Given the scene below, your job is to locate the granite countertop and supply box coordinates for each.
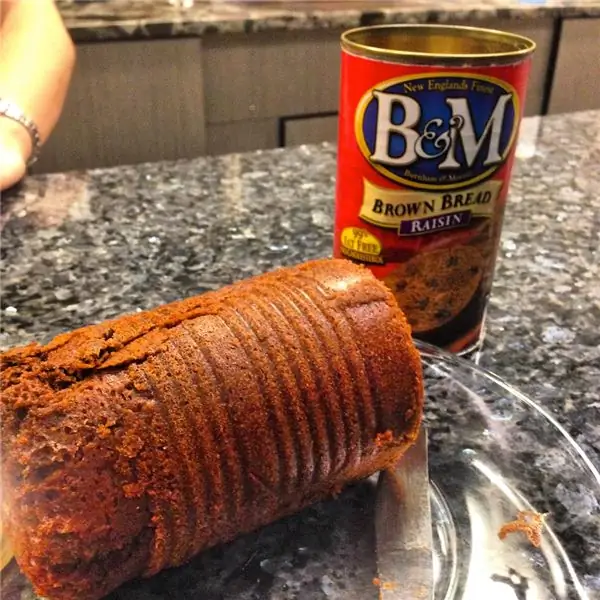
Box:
[55,0,600,42]
[1,110,599,598]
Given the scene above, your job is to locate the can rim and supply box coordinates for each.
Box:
[341,24,536,64]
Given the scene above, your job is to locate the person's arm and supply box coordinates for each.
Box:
[0,0,75,190]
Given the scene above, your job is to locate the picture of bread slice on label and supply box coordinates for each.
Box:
[383,246,484,333]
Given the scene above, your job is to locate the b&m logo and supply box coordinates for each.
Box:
[355,73,519,190]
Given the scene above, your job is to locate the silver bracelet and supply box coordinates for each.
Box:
[0,98,42,166]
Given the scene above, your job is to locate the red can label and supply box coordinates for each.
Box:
[334,50,532,352]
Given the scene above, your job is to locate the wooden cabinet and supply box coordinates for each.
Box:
[283,114,338,147]
[30,15,598,172]
[34,39,206,174]
[547,18,600,114]
[203,29,341,124]
[201,29,341,154]
[447,17,556,117]
[206,118,279,155]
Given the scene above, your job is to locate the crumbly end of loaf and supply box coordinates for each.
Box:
[1,258,423,600]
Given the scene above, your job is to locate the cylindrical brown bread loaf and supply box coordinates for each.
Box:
[0,258,423,600]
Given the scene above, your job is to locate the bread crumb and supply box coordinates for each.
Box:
[498,510,546,548]
[375,430,394,448]
[97,424,112,438]
[122,482,145,498]
[373,577,398,590]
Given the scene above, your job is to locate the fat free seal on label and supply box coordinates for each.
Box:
[334,25,535,354]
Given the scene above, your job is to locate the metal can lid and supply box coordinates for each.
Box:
[341,24,536,65]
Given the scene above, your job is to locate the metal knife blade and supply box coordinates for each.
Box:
[375,428,433,599]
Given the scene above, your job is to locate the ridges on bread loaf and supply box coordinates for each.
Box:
[0,258,423,600]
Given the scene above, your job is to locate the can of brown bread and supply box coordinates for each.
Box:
[334,24,535,354]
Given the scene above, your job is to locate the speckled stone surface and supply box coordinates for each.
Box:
[1,110,599,598]
[55,0,600,42]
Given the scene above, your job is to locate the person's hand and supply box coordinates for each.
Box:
[0,117,31,191]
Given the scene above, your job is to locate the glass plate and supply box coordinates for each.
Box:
[1,343,599,600]
[420,341,600,600]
